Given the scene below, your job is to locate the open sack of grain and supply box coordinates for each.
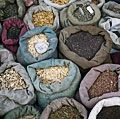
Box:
[88,97,120,119]
[24,3,59,31]
[2,18,27,54]
[0,62,35,116]
[17,27,58,66]
[59,25,112,70]
[40,97,87,119]
[102,1,120,18]
[88,0,105,8]
[4,105,40,119]
[27,59,81,109]
[0,0,25,21]
[60,1,101,28]
[79,64,120,108]
[40,0,76,10]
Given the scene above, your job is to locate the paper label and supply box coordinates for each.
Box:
[87,6,94,14]
[35,42,49,54]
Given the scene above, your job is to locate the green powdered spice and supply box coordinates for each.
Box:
[97,106,120,119]
[7,27,21,39]
[74,4,95,22]
[4,4,18,19]
[48,106,84,119]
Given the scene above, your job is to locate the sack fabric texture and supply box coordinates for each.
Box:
[27,59,81,109]
[60,1,101,28]
[2,18,28,54]
[0,62,35,116]
[24,3,59,31]
[0,0,25,21]
[88,97,120,119]
[79,64,120,108]
[4,105,40,119]
[99,18,120,50]
[59,25,112,70]
[40,97,87,119]
[17,27,58,66]
[102,1,120,18]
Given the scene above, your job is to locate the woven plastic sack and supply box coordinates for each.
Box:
[0,62,35,116]
[60,1,101,28]
[102,1,120,18]
[17,27,58,66]
[41,0,76,10]
[40,97,87,119]
[4,105,40,119]
[59,25,112,70]
[88,0,105,8]
[99,17,120,49]
[27,59,81,108]
[0,46,14,71]
[79,64,120,108]
[88,97,120,119]
[24,3,59,31]
[0,0,25,21]
[24,0,38,7]
[2,18,27,54]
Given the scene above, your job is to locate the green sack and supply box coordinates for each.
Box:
[4,105,40,119]
[0,0,25,21]
[27,59,81,109]
[60,1,101,28]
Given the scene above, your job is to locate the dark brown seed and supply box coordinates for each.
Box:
[88,70,118,99]
[66,31,104,60]
[97,106,120,119]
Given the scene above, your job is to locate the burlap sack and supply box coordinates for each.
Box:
[102,1,120,18]
[99,17,120,49]
[0,62,35,116]
[4,105,40,119]
[27,59,81,109]
[60,1,101,28]
[2,18,27,54]
[59,25,112,70]
[79,64,120,108]
[88,97,120,119]
[88,0,105,8]
[40,97,87,119]
[24,3,59,31]
[0,0,25,21]
[42,0,76,10]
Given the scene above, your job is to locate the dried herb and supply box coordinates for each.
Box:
[66,31,104,60]
[4,3,18,19]
[97,106,120,119]
[108,7,120,14]
[7,27,21,39]
[88,70,118,99]
[49,106,83,119]
[74,4,95,22]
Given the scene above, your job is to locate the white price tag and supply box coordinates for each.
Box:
[35,42,49,54]
[87,6,94,14]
